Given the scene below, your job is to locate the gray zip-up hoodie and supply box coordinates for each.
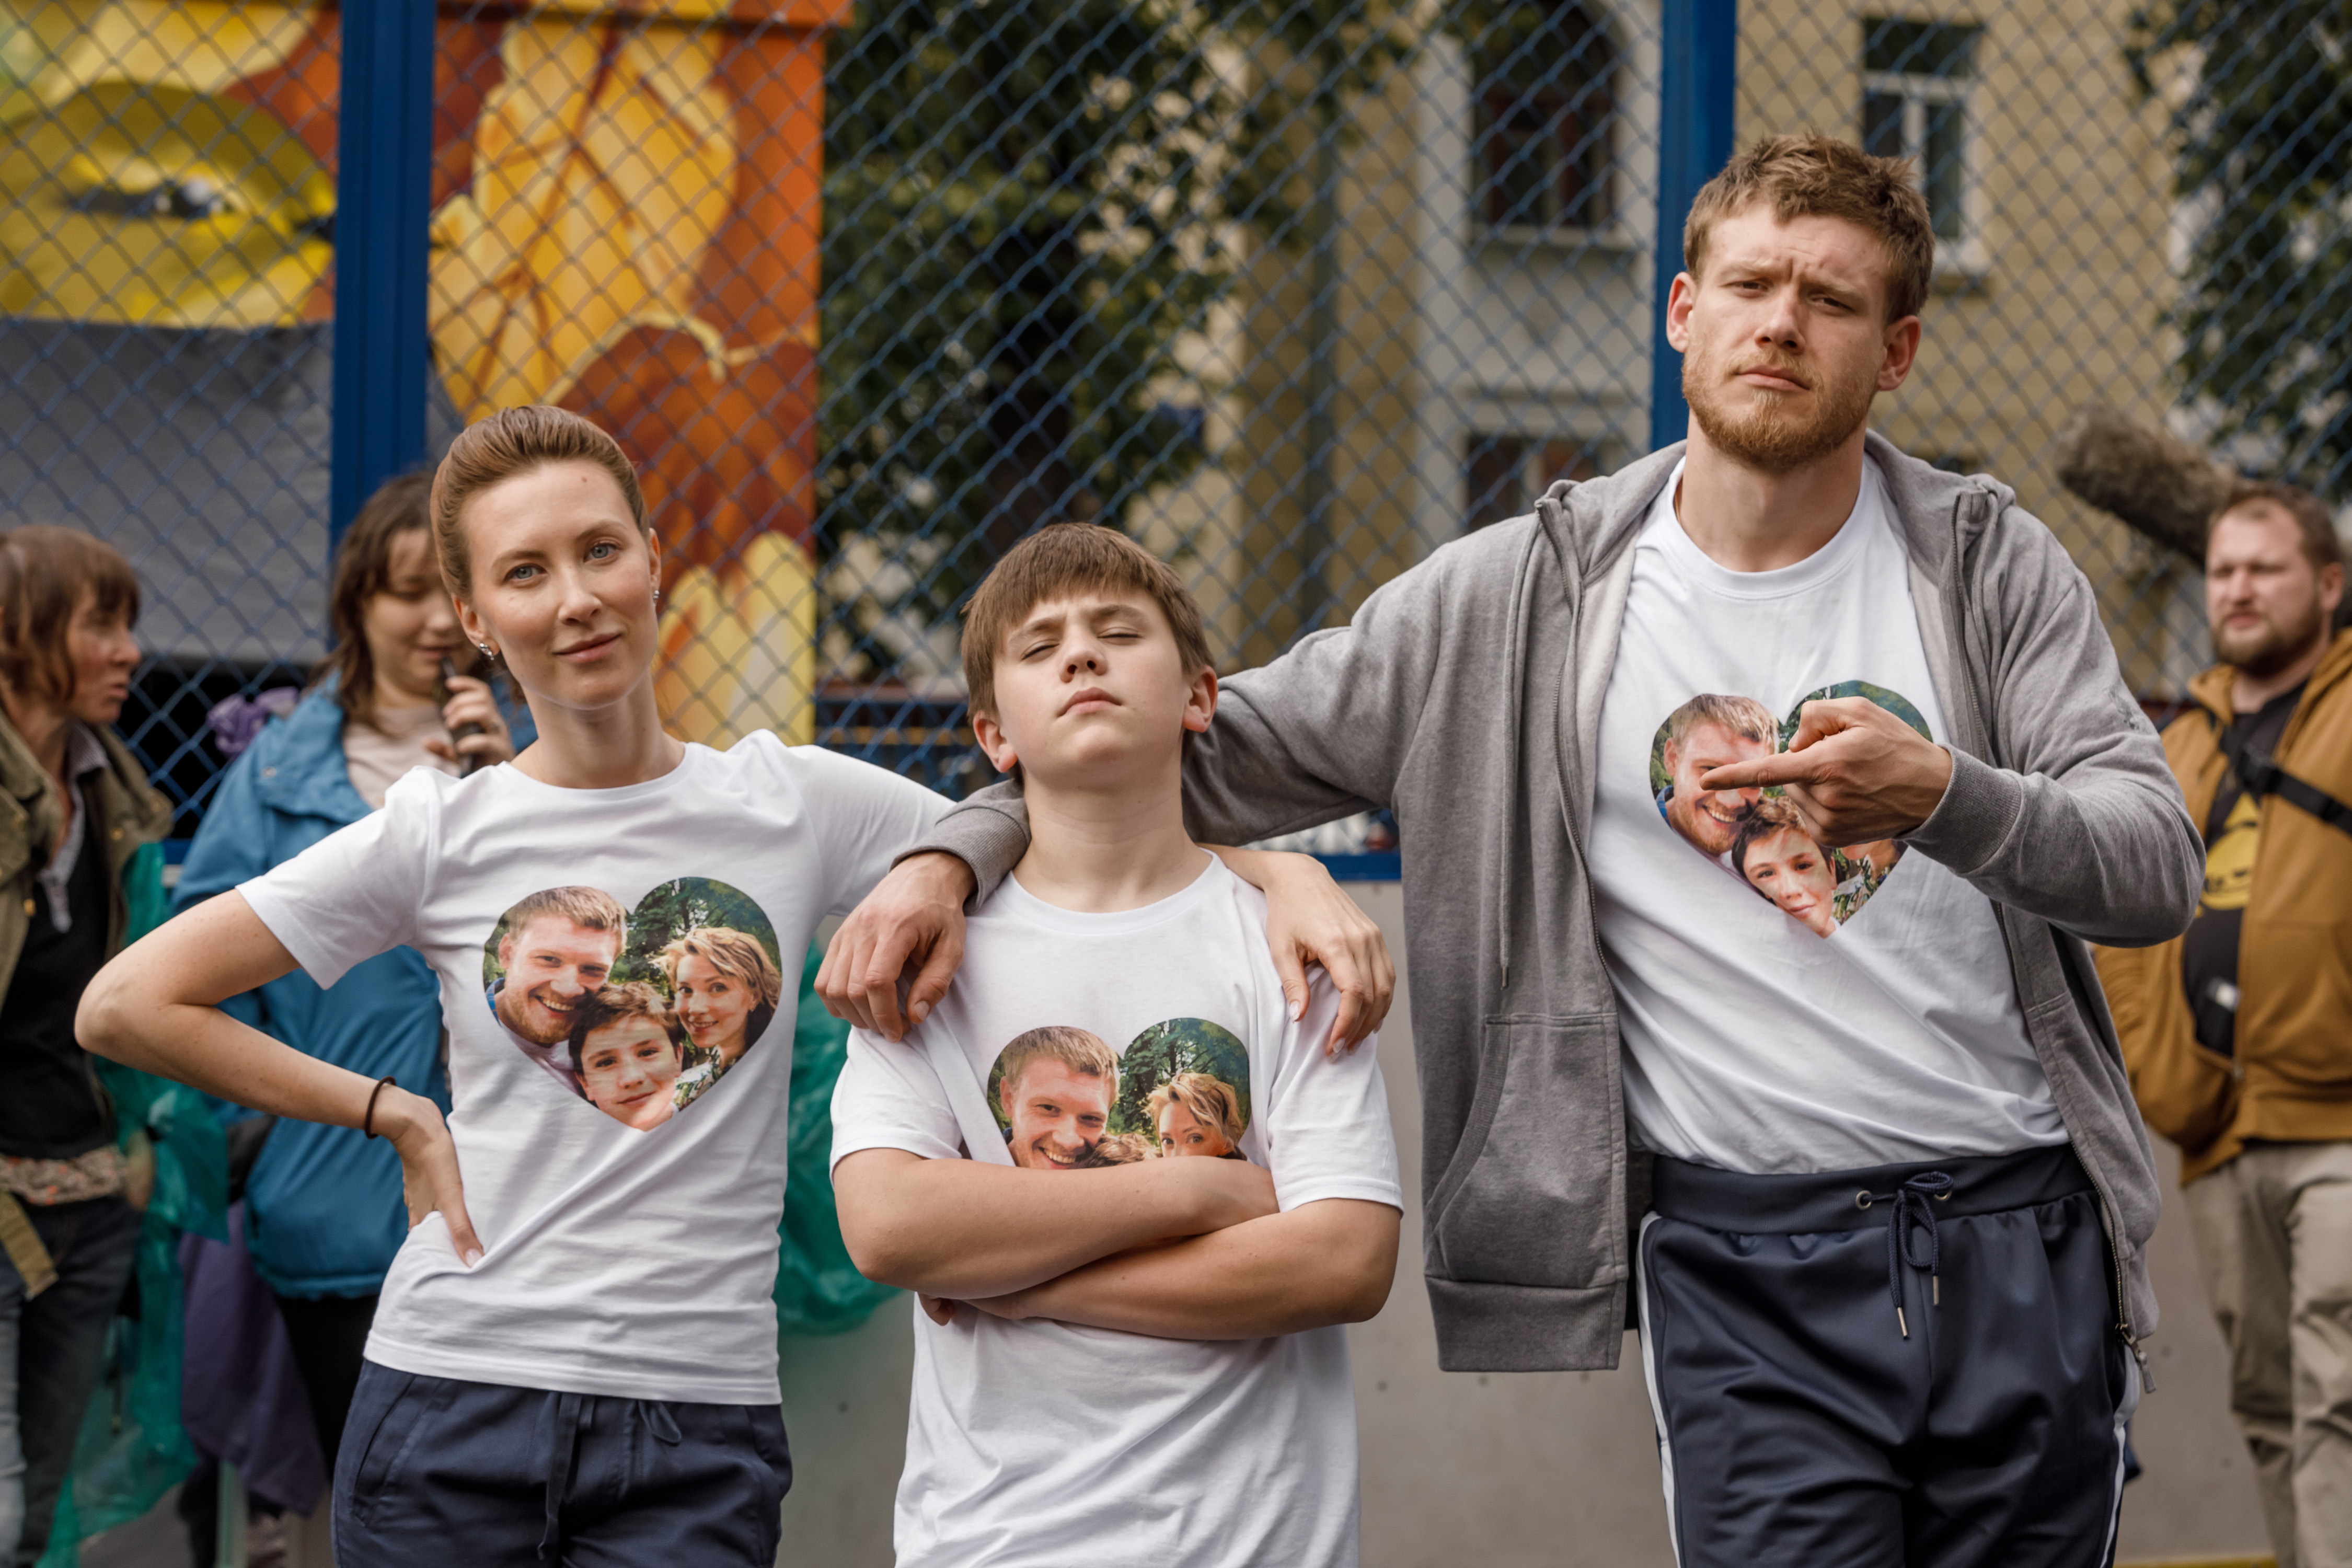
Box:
[914,434,2204,1374]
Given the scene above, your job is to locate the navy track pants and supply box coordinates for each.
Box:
[1635,1144,2138,1568]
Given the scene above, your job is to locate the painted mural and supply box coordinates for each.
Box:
[0,0,835,743]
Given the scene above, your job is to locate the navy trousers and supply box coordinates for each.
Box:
[333,1362,791,1567]
[1636,1145,2138,1568]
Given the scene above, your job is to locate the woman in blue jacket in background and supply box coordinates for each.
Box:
[170,474,523,1470]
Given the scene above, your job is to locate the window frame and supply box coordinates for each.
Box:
[1860,45,1987,277]
[1469,3,1624,249]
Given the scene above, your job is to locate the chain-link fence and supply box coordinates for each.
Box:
[0,1,2333,844]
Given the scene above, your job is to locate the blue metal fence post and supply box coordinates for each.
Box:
[330,0,437,543]
[1649,0,1738,453]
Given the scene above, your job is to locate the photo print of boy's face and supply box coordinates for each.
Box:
[1648,682,1933,937]
[481,879,785,1129]
[986,1018,1253,1171]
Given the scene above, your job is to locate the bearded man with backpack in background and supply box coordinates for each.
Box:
[2096,481,2352,1568]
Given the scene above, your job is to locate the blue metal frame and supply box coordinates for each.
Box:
[330,0,437,543]
[1648,0,1739,453]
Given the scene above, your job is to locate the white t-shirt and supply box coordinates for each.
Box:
[1588,457,2066,1174]
[829,855,1402,1568]
[240,735,944,1403]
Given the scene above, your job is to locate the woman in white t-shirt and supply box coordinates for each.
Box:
[76,406,950,1565]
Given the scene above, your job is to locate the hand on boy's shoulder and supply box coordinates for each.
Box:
[1213,847,1394,1057]
[820,852,977,1039]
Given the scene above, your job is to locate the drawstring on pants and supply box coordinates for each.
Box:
[538,1394,685,1558]
[1855,1171,1954,1338]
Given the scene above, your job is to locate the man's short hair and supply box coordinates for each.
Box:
[961,524,1215,720]
[567,982,684,1074]
[1685,134,1936,325]
[1664,693,1779,752]
[502,886,628,949]
[994,1025,1120,1117]
[1730,795,1819,880]
[1146,1072,1246,1147]
[2209,481,2345,573]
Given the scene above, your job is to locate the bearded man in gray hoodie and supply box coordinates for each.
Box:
[823,134,2202,1567]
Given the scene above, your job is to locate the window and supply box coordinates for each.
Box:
[1472,2,1616,235]
[1465,435,1601,531]
[1861,17,1980,257]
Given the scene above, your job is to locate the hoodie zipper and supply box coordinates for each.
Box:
[1944,495,2149,1390]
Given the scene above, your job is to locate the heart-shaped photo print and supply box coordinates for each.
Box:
[1648,681,1931,937]
[482,879,783,1129]
[984,1017,1254,1171]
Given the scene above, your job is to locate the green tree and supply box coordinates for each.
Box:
[1112,1017,1252,1136]
[2127,4,2352,493]
[816,0,1414,676]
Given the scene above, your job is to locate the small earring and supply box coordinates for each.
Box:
[478,643,495,660]
[652,587,662,604]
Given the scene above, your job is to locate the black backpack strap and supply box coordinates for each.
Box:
[2211,713,2352,837]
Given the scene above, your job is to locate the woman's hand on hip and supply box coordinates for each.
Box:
[377,1089,484,1267]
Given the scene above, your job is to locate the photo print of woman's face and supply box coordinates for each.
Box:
[1647,681,1932,937]
[985,1018,1253,1170]
[481,878,785,1129]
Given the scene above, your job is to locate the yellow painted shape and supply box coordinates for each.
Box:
[430,15,736,418]
[0,1,315,123]
[2199,792,2259,914]
[0,82,331,327]
[656,532,817,749]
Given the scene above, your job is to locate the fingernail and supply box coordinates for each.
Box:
[463,1247,483,1267]
[912,1000,930,1022]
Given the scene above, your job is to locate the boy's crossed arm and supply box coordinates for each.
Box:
[963,1196,1399,1341]
[833,1147,1278,1302]
[832,1150,1399,1340]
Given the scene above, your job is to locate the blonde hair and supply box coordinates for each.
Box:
[501,885,628,947]
[428,406,649,598]
[1664,693,1779,751]
[994,1025,1119,1120]
[657,926,783,1043]
[1684,134,1935,324]
[1146,1073,1245,1149]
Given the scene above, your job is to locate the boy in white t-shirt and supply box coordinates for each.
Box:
[830,524,1404,1568]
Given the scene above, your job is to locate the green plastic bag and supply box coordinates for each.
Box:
[776,942,897,1337]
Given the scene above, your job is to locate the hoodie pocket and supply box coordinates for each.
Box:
[1427,1013,1620,1289]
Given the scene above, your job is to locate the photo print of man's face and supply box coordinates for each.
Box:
[992,1028,1118,1171]
[986,1018,1254,1170]
[490,887,628,1050]
[482,879,784,1126]
[1647,683,1932,937]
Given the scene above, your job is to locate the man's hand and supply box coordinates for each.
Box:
[1206,847,1395,1056]
[1698,698,1954,845]
[818,853,978,1039]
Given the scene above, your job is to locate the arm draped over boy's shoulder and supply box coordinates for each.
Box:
[917,546,1465,904]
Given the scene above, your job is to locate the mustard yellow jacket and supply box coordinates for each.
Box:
[2095,630,2352,1183]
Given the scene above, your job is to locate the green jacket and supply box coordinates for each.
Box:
[0,706,172,997]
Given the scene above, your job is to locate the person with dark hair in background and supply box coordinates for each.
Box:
[2096,481,2352,1568]
[0,526,172,1565]
[169,472,522,1485]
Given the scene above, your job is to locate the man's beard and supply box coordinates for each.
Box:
[2215,597,2328,677]
[1684,343,1877,475]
